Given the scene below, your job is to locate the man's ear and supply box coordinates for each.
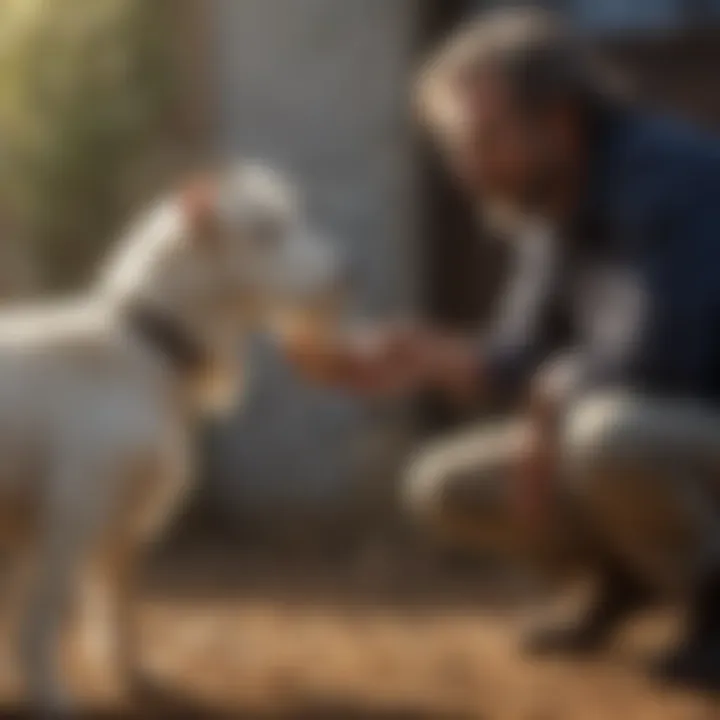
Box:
[180,174,220,243]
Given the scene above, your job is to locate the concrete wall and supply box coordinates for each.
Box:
[204,0,418,519]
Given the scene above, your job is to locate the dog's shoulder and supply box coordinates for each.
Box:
[0,299,155,387]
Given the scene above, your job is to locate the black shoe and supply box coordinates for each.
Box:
[654,644,720,691]
[523,563,654,658]
[654,571,720,691]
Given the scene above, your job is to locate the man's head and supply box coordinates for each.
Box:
[417,7,623,229]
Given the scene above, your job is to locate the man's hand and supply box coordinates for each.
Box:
[279,322,482,401]
[512,358,574,531]
[513,421,557,532]
[279,323,424,396]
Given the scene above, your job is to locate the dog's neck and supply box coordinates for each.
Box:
[124,303,210,376]
[97,200,247,414]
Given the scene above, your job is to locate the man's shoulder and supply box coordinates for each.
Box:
[602,110,720,231]
[623,111,720,174]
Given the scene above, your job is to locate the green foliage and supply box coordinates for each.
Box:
[0,0,174,289]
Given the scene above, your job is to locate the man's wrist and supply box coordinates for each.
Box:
[427,335,482,401]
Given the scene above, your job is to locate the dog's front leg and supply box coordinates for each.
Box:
[114,546,145,699]
[22,468,100,717]
[78,542,142,703]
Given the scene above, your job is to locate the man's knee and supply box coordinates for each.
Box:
[561,392,643,472]
[559,392,720,588]
[403,445,452,530]
[559,391,691,534]
[403,444,470,530]
[402,423,521,535]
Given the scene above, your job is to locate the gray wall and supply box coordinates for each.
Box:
[205,0,418,518]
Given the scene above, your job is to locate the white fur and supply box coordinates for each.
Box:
[0,164,338,712]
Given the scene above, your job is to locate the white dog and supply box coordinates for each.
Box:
[0,164,341,713]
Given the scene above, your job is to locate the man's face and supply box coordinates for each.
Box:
[440,71,568,217]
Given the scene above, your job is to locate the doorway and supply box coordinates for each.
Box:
[417,0,509,332]
[415,0,511,430]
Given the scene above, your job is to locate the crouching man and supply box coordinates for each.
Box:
[284,8,720,688]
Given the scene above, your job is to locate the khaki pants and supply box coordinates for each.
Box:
[403,392,720,592]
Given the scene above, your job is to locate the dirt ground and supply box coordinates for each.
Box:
[1,540,719,720]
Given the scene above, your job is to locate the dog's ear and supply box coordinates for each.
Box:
[180,174,220,243]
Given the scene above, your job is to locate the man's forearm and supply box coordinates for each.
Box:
[423,333,489,403]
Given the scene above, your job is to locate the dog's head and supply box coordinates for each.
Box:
[101,163,346,411]
[178,164,344,330]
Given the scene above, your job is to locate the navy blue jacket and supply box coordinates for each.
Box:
[483,109,720,405]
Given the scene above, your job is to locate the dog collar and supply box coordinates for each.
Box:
[126,305,209,376]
